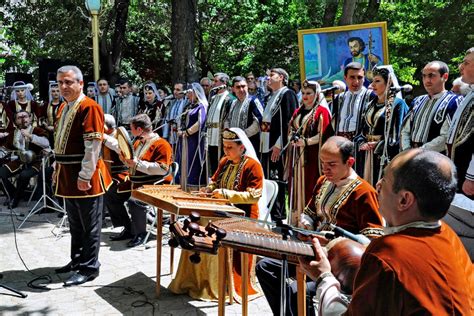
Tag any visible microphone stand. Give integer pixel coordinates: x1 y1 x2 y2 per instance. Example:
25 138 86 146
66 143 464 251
0 273 27 298
277 222 293 316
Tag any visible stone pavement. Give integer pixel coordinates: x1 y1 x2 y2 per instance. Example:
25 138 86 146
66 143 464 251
0 201 274 316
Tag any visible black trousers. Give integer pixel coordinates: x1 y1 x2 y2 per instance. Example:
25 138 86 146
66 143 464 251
65 196 103 273
255 258 316 316
104 182 131 231
207 145 220 177
261 152 287 222
128 198 148 235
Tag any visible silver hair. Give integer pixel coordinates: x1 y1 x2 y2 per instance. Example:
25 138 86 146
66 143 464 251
57 65 83 81
466 47 474 54
213 72 230 84
104 114 116 129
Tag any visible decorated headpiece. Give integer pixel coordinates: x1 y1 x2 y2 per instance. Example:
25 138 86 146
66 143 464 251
143 82 161 101
302 79 321 93
222 129 240 142
371 65 402 98
10 81 34 101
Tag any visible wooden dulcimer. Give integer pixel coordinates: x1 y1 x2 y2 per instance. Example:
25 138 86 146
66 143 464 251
169 212 366 294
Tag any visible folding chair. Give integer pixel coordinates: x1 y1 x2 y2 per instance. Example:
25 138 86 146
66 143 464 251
259 179 279 224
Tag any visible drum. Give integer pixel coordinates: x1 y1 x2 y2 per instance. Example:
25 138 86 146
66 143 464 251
116 126 133 160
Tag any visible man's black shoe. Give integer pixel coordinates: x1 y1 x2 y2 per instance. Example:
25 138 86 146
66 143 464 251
63 270 99 286
55 262 79 274
109 229 133 241
127 233 147 248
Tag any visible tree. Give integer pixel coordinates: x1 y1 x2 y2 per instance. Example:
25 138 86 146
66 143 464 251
171 0 198 83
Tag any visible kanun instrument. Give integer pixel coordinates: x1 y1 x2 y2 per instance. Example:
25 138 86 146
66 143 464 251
170 212 366 294
131 185 245 217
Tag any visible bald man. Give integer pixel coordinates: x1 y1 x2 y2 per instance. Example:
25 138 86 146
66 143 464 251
256 136 384 315
300 149 473 315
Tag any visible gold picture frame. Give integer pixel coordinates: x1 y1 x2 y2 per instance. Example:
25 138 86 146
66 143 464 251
298 22 389 84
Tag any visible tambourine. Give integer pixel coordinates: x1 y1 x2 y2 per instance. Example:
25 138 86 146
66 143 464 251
116 126 133 160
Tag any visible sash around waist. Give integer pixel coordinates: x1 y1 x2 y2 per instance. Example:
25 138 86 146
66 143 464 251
129 174 164 184
55 153 85 164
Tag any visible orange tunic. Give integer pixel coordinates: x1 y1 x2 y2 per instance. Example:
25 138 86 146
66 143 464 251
103 129 129 188
129 136 172 190
305 175 384 237
211 156 263 218
54 96 112 198
348 223 474 315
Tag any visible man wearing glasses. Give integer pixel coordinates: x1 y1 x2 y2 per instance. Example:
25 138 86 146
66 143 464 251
401 60 461 153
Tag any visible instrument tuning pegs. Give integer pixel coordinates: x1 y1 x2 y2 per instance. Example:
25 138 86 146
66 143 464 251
168 238 179 248
183 218 191 231
189 252 201 264
187 222 202 238
205 222 216 237
215 228 227 241
189 211 201 223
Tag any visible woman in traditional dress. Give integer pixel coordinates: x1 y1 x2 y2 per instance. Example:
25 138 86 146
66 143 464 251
286 80 333 226
169 127 265 303
176 83 207 191
359 65 409 185
138 82 164 132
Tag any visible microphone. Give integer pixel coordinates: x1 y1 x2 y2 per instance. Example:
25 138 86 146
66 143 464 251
329 224 371 245
321 86 339 94
390 84 413 93
177 89 193 95
210 84 226 92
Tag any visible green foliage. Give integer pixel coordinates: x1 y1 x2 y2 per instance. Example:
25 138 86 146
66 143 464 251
2 0 473 90
378 0 474 84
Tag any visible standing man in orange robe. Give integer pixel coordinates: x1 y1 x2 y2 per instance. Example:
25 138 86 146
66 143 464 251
53 66 112 286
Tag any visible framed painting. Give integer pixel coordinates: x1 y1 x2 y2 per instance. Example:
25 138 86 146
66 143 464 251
298 22 389 85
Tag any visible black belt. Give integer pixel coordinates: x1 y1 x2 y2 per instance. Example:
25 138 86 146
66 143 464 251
111 165 128 174
130 174 165 184
55 153 85 164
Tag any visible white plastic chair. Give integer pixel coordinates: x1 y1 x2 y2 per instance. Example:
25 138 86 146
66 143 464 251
259 179 278 224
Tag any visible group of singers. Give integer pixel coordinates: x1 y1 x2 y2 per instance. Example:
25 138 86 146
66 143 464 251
0 46 472 314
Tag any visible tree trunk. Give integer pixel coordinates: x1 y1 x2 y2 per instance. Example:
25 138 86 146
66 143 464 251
171 0 198 84
339 0 357 26
362 0 381 23
322 0 339 27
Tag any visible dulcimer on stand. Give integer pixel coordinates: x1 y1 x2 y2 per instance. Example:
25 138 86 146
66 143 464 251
169 212 366 294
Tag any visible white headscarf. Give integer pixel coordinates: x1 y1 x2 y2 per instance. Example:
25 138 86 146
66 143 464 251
373 65 402 99
144 82 162 102
10 81 34 101
228 127 268 215
190 82 208 107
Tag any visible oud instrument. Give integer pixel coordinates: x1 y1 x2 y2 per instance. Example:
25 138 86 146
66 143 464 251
170 212 366 294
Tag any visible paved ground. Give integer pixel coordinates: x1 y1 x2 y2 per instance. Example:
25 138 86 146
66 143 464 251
0 200 274 316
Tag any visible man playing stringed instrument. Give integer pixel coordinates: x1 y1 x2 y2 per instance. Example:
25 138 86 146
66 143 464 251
256 136 384 315
300 149 473 315
120 113 173 247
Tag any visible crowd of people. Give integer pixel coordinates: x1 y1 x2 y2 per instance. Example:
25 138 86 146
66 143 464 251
0 45 472 314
